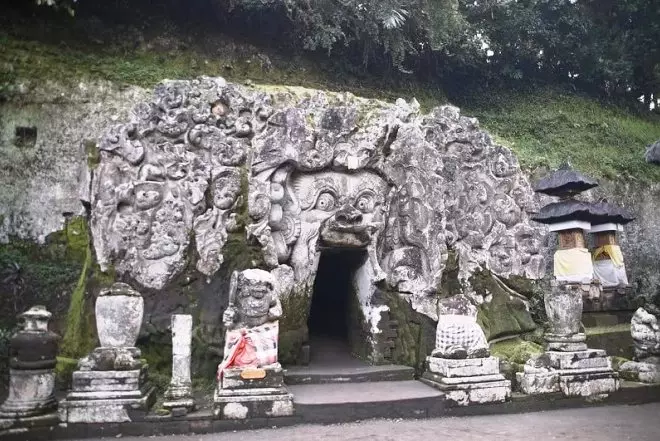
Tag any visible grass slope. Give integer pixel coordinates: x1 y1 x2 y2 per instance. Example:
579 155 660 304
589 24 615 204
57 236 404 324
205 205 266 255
2 33 659 182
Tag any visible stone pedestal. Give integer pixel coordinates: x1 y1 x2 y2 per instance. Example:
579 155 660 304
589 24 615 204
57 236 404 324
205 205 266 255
0 306 60 434
59 367 155 423
517 350 619 397
420 357 511 406
163 314 195 413
518 282 620 398
213 364 294 419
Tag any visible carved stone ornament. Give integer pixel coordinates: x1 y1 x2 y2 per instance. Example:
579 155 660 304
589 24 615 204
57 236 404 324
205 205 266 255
90 76 547 340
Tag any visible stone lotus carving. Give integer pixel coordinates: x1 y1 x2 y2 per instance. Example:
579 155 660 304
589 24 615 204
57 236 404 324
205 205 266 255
90 77 546 337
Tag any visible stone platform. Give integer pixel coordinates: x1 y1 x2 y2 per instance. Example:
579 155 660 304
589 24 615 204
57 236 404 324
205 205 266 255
214 366 294 420
420 357 511 406
517 349 619 397
59 369 156 423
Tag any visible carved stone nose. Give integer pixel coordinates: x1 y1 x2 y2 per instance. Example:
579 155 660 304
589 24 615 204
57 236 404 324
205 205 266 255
335 205 363 225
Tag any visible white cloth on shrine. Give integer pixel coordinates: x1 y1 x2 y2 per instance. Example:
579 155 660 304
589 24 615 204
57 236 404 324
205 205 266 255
593 259 629 287
554 248 593 283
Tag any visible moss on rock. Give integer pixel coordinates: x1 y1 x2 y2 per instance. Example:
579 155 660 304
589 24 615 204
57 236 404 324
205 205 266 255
472 270 537 341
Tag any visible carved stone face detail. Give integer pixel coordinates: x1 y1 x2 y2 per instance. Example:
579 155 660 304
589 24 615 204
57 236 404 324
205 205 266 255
212 167 241 210
290 170 388 248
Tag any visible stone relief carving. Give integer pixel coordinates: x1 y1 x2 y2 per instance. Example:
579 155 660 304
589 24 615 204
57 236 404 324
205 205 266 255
91 77 546 326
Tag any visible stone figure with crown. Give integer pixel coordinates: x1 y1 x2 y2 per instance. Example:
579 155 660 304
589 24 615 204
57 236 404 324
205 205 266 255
213 268 294 419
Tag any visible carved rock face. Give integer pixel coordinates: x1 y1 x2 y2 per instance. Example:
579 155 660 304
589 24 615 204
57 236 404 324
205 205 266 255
91 76 547 328
290 170 387 249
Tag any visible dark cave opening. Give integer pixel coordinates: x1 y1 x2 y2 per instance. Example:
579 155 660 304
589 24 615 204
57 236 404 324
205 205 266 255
307 249 367 347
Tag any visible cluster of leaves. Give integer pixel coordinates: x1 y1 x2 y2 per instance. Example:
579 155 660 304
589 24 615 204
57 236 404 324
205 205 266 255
224 0 659 108
27 0 660 109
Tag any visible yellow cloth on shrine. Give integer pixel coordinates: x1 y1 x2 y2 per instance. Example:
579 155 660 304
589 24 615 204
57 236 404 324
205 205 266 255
554 248 593 283
592 245 624 267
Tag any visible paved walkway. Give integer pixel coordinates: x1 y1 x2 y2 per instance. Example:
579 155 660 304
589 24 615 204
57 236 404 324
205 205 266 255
92 403 660 441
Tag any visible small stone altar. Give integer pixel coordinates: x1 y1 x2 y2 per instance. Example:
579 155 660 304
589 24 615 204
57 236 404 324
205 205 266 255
420 295 511 406
0 306 60 434
619 307 660 383
59 283 155 423
214 269 294 420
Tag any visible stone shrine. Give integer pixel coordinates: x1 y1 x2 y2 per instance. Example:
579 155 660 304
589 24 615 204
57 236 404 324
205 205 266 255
214 269 294 419
59 283 155 423
517 167 620 398
0 306 60 434
163 314 195 414
421 295 510 405
619 307 660 383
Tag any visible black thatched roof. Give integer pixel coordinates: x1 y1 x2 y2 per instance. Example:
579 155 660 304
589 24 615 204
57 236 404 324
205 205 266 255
532 200 635 225
533 164 598 197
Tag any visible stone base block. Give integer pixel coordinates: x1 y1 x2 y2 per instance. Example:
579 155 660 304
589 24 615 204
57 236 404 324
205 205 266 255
619 361 660 384
558 370 619 397
516 371 560 395
421 370 510 406
163 385 195 413
426 357 500 378
517 357 619 398
221 364 284 390
0 369 56 419
213 387 294 420
60 369 155 423
546 350 611 370
0 412 59 435
72 368 146 392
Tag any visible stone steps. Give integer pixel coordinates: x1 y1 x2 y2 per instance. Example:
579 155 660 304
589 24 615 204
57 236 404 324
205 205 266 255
284 364 415 385
288 380 444 423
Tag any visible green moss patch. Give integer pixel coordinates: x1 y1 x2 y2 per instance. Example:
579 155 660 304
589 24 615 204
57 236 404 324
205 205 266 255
472 271 537 341
490 337 543 366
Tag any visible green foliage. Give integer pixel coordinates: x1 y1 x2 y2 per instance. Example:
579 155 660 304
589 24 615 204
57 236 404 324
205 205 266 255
490 337 543 366
463 89 660 182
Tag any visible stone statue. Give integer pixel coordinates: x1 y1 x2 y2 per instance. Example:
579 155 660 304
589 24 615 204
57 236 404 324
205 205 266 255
215 268 294 420
630 307 660 361
219 269 282 372
431 295 490 359
223 269 282 330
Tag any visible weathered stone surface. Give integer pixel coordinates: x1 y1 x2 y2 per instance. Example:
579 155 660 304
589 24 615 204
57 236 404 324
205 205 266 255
213 387 294 419
95 283 144 348
631 307 660 361
0 369 56 418
558 372 619 398
619 360 660 383
516 370 560 395
420 373 511 406
85 77 546 351
546 350 611 370
59 368 155 423
431 295 490 359
222 366 284 390
645 140 660 164
426 356 500 378
164 314 194 411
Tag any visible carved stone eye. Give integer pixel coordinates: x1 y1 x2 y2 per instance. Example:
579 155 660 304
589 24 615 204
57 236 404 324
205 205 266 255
356 195 375 213
315 192 336 211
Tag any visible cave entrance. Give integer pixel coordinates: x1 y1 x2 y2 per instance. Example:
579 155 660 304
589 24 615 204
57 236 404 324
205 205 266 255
307 249 367 363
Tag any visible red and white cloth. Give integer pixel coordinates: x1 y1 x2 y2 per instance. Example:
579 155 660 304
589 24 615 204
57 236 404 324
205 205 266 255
217 321 279 380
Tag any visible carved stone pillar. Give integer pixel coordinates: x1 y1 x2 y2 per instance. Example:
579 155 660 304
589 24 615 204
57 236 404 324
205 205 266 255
163 314 195 413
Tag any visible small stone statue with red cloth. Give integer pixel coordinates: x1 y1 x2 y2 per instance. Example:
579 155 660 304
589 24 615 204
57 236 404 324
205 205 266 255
218 269 282 379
